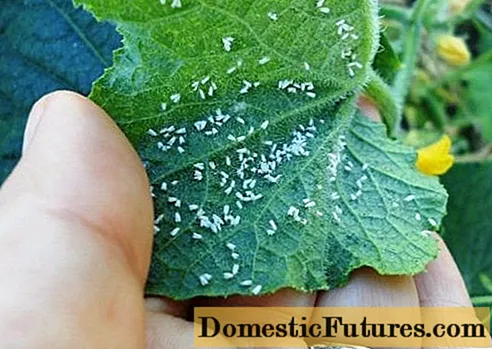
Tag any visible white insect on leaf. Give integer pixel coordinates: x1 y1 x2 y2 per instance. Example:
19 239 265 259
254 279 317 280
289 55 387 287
347 62 363 77
223 272 234 280
170 93 181 103
260 120 270 130
252 285 262 295
267 11 278 21
404 195 416 202
222 36 234 52
199 273 212 286
171 0 182 8
428 218 438 227
194 120 207 131
240 80 253 94
155 213 165 225
160 182 168 191
170 227 180 237
175 212 182 223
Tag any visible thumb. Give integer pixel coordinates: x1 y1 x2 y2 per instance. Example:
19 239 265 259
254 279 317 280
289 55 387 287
0 91 153 348
3 90 153 279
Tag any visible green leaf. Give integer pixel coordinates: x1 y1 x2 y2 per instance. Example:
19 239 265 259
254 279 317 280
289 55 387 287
372 32 401 84
458 59 492 142
0 0 121 183
442 160 492 307
77 0 380 132
77 0 447 300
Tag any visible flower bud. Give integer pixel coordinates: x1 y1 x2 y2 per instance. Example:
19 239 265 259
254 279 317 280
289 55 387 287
437 35 471 66
449 0 471 14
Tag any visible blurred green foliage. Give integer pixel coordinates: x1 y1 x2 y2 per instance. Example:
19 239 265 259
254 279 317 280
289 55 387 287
381 0 492 306
441 160 492 307
0 0 121 182
382 0 492 153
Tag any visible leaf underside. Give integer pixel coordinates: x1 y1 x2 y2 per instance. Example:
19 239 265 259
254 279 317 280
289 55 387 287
76 0 448 300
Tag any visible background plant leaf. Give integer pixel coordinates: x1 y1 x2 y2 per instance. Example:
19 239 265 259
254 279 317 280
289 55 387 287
442 160 492 307
456 57 492 143
372 32 401 84
0 0 121 183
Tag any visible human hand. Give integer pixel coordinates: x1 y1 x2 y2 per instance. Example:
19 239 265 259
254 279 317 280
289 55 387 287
0 91 476 349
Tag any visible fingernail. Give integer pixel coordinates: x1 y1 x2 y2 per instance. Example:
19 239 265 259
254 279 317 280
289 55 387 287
23 96 47 154
144 297 168 312
357 96 381 122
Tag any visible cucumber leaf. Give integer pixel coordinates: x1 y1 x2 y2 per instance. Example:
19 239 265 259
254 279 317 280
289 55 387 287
76 0 448 300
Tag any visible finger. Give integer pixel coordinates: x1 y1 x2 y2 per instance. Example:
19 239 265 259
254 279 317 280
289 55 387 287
315 269 420 349
414 234 472 307
357 95 382 122
146 310 235 349
193 288 313 349
2 91 153 280
315 268 420 307
0 91 153 348
145 297 191 319
414 235 492 348
146 312 195 349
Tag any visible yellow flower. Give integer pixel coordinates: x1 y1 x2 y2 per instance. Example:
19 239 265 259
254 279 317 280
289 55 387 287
437 35 471 66
449 0 471 14
417 135 455 176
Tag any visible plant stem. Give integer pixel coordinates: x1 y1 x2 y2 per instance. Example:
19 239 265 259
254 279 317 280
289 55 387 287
365 70 399 135
380 5 410 25
392 0 431 134
471 295 492 305
410 0 430 22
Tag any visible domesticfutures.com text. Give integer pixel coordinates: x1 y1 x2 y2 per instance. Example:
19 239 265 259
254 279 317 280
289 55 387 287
198 316 487 339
